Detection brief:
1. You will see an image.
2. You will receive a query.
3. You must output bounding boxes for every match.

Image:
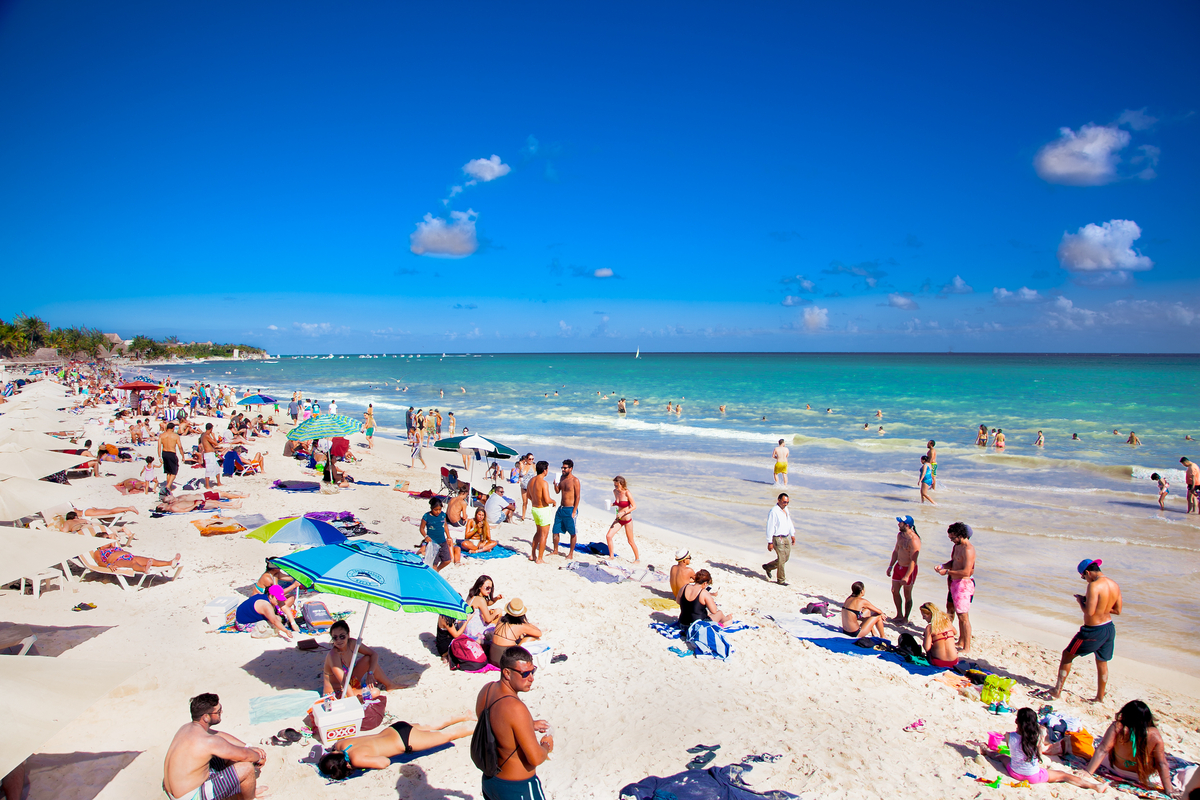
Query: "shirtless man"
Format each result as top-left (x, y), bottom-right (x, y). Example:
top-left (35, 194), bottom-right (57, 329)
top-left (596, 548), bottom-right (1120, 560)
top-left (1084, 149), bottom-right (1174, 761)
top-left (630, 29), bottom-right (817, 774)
top-left (163, 693), bottom-right (266, 800)
top-left (1181, 458), bottom-right (1200, 514)
top-left (474, 646), bottom-right (553, 800)
top-left (1050, 558), bottom-right (1122, 702)
top-left (527, 461), bottom-right (555, 564)
top-left (617, 398), bottom-right (626, 414)
top-left (156, 492), bottom-right (244, 512)
top-left (552, 459), bottom-right (580, 559)
top-left (158, 422), bottom-right (185, 493)
top-left (771, 439), bottom-right (789, 486)
top-left (669, 548), bottom-right (695, 599)
top-left (933, 521), bottom-right (976, 655)
top-left (1126, 431), bottom-right (1141, 446)
top-left (925, 440), bottom-right (938, 489)
top-left (447, 487), bottom-right (470, 531)
top-left (200, 423), bottom-right (222, 489)
top-left (322, 620), bottom-right (400, 698)
top-left (886, 515), bottom-right (921, 623)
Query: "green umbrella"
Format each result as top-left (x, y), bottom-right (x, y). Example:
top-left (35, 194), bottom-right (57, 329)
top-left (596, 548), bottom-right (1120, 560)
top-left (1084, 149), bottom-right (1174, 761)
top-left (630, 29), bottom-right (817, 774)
top-left (286, 413), bottom-right (362, 441)
top-left (432, 434), bottom-right (518, 459)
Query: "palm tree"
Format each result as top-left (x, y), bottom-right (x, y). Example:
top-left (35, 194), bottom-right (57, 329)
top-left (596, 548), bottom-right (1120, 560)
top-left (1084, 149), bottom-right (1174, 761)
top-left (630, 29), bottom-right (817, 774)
top-left (0, 319), bottom-right (26, 356)
top-left (13, 313), bottom-right (48, 350)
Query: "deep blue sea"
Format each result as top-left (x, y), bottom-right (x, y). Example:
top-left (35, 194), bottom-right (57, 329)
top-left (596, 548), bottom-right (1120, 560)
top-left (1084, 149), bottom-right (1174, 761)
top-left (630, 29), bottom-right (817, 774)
top-left (150, 352), bottom-right (1200, 672)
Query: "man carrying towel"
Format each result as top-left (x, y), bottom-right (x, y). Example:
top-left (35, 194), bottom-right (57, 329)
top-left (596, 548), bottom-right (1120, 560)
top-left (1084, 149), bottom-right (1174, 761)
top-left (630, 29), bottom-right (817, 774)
top-left (763, 493), bottom-right (795, 586)
top-left (1050, 558), bottom-right (1122, 702)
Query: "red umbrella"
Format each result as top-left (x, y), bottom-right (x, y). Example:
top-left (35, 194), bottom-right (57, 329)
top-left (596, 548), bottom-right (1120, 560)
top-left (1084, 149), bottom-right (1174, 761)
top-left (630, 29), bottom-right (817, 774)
top-left (115, 381), bottom-right (160, 391)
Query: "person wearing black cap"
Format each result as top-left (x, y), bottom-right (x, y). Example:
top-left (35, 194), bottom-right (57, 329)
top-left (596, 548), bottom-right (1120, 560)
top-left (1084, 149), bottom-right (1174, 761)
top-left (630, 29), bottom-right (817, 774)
top-left (1050, 558), bottom-right (1122, 702)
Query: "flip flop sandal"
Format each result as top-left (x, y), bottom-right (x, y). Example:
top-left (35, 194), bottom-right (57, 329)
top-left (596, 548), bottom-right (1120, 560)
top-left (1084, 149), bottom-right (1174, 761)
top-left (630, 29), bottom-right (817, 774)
top-left (686, 750), bottom-right (718, 770)
top-left (686, 744), bottom-right (720, 754)
top-left (550, 654), bottom-right (568, 664)
top-left (903, 719), bottom-right (925, 733)
top-left (72, 602), bottom-right (97, 612)
top-left (281, 728), bottom-right (302, 743)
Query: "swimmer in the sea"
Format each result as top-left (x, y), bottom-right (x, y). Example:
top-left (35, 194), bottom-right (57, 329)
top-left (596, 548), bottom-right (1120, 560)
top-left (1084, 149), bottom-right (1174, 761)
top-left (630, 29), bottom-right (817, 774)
top-left (994, 429), bottom-right (1006, 449)
top-left (878, 426), bottom-right (885, 435)
top-left (863, 423), bottom-right (869, 430)
top-left (1035, 431), bottom-right (1044, 447)
top-left (1126, 431), bottom-right (1141, 446)
top-left (876, 410), bottom-right (883, 418)
top-left (1072, 433), bottom-right (1080, 440)
top-left (719, 405), bottom-right (726, 413)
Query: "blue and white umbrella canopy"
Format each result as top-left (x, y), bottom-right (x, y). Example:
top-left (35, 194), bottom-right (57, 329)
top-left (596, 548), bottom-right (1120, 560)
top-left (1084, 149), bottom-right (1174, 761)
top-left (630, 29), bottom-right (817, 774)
top-left (246, 516), bottom-right (347, 547)
top-left (286, 413), bottom-right (362, 441)
top-left (237, 394), bottom-right (277, 406)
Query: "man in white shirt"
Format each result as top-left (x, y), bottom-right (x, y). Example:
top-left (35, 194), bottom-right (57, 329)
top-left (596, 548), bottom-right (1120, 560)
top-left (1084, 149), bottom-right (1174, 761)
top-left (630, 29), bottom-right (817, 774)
top-left (485, 485), bottom-right (516, 525)
top-left (762, 493), bottom-right (796, 586)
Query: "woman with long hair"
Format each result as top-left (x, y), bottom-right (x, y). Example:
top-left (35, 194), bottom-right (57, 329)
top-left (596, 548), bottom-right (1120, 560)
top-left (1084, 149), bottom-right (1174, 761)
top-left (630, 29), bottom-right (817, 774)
top-left (997, 707), bottom-right (1105, 790)
top-left (605, 475), bottom-right (640, 563)
top-left (1083, 700), bottom-right (1173, 792)
top-left (919, 602), bottom-right (958, 668)
top-left (318, 716), bottom-right (474, 778)
top-left (841, 582), bottom-right (888, 640)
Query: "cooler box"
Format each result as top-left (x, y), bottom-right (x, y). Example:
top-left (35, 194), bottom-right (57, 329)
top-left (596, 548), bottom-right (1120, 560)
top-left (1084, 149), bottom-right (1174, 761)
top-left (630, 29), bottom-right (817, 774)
top-left (312, 697), bottom-right (364, 745)
top-left (302, 601), bottom-right (334, 630)
top-left (203, 597), bottom-right (242, 627)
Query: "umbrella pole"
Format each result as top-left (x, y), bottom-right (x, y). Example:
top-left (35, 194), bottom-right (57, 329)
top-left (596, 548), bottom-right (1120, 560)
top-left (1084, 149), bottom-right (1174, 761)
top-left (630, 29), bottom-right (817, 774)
top-left (343, 603), bottom-right (370, 698)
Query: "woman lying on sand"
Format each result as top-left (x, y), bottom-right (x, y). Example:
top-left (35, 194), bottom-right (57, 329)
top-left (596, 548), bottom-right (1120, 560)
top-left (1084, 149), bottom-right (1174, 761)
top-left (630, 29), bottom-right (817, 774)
top-left (841, 582), bottom-right (888, 640)
top-left (318, 716), bottom-right (475, 778)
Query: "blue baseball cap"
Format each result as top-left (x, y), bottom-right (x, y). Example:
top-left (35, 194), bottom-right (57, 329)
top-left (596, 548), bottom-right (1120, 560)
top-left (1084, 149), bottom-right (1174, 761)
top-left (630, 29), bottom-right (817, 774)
top-left (1077, 558), bottom-right (1103, 575)
top-left (896, 515), bottom-right (916, 530)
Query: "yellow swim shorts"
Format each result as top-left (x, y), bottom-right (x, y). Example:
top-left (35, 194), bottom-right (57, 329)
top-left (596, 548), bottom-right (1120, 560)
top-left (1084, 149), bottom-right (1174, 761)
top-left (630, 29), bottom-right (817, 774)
top-left (531, 505), bottom-right (554, 527)
top-left (774, 462), bottom-right (788, 474)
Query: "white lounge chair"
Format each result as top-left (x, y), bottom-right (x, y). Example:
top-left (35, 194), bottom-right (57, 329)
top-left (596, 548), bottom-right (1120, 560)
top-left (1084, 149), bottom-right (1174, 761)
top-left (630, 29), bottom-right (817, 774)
top-left (0, 622), bottom-right (37, 655)
top-left (74, 550), bottom-right (182, 591)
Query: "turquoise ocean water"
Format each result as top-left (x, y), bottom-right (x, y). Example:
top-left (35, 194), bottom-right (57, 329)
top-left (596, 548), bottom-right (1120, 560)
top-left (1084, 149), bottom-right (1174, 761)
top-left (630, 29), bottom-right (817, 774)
top-left (154, 353), bottom-right (1200, 674)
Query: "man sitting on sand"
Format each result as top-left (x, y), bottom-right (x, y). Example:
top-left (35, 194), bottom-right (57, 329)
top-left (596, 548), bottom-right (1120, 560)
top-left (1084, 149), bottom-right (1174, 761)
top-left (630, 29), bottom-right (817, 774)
top-left (670, 548), bottom-right (695, 599)
top-left (163, 693), bottom-right (267, 800)
top-left (485, 485), bottom-right (515, 525)
top-left (318, 715), bottom-right (475, 778)
top-left (447, 487), bottom-right (470, 530)
top-left (323, 619), bottom-right (400, 697)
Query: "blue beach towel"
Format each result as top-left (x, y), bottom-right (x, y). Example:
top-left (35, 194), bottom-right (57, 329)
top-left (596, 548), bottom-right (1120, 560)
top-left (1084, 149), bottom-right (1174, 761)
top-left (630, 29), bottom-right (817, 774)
top-left (650, 620), bottom-right (757, 640)
top-left (352, 481), bottom-right (388, 487)
top-left (460, 544), bottom-right (520, 560)
top-left (249, 691), bottom-right (321, 726)
top-left (620, 763), bottom-right (799, 800)
top-left (761, 610), bottom-right (946, 676)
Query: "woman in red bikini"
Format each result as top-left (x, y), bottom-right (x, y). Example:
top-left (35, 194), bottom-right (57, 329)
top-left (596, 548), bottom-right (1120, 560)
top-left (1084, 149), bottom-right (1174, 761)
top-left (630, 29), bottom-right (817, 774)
top-left (919, 601), bottom-right (958, 668)
top-left (605, 475), bottom-right (639, 563)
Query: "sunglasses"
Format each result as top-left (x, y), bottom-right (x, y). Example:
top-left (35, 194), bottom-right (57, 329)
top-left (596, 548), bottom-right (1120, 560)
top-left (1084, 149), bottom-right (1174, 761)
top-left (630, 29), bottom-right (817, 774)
top-left (509, 667), bottom-right (537, 678)
top-left (331, 634), bottom-right (348, 641)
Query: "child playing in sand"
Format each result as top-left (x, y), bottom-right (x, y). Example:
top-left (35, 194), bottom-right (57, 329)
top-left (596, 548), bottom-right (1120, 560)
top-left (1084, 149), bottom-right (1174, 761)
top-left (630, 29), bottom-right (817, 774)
top-left (918, 455), bottom-right (937, 505)
top-left (1150, 473), bottom-right (1169, 511)
top-left (994, 707), bottom-right (1107, 791)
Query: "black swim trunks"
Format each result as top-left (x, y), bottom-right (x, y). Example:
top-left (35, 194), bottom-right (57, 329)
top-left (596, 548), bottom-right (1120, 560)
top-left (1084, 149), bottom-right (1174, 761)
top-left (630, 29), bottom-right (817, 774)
top-left (161, 452), bottom-right (179, 476)
top-left (390, 720), bottom-right (413, 753)
top-left (1066, 620), bottom-right (1116, 662)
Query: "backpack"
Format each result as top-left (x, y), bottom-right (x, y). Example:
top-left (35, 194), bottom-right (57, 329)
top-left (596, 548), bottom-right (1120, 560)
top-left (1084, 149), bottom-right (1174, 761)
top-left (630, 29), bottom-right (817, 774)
top-left (897, 632), bottom-right (924, 658)
top-left (470, 690), bottom-right (514, 778)
top-left (448, 637), bottom-right (488, 672)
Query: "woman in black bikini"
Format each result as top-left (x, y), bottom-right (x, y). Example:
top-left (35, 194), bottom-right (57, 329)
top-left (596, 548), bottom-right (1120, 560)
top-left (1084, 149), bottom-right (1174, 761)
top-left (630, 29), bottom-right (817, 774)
top-left (841, 581), bottom-right (888, 640)
top-left (488, 598), bottom-right (542, 666)
top-left (318, 715), bottom-right (474, 778)
top-left (678, 570), bottom-right (731, 629)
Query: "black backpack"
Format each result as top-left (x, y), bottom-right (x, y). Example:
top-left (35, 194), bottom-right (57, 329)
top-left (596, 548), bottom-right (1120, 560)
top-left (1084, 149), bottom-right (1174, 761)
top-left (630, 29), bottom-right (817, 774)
top-left (471, 691), bottom-right (514, 778)
top-left (897, 632), bottom-right (924, 658)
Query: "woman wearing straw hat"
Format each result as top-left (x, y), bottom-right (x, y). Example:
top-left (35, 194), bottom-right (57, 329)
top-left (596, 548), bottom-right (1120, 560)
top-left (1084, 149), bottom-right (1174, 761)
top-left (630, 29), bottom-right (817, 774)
top-left (488, 599), bottom-right (542, 666)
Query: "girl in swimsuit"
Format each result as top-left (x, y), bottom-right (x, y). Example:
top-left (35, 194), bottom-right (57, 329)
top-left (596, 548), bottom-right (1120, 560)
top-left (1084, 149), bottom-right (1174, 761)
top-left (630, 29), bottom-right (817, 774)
top-left (841, 581), bottom-right (888, 640)
top-left (1079, 701), bottom-right (1175, 793)
top-left (605, 475), bottom-right (640, 562)
top-left (319, 715), bottom-right (475, 778)
top-left (461, 508), bottom-right (498, 554)
top-left (94, 544), bottom-right (180, 573)
top-left (920, 602), bottom-right (959, 668)
top-left (488, 599), bottom-right (542, 666)
top-left (997, 707), bottom-right (1106, 790)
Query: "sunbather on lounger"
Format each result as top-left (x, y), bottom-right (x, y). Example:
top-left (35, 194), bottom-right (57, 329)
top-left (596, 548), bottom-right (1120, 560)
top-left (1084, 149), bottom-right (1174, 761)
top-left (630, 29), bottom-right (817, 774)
top-left (94, 543), bottom-right (180, 573)
top-left (156, 495), bottom-right (243, 512)
top-left (318, 715), bottom-right (474, 778)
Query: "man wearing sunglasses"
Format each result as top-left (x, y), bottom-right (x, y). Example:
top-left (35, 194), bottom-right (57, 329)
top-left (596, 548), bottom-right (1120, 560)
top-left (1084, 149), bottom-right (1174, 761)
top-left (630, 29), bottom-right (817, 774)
top-left (475, 646), bottom-right (553, 799)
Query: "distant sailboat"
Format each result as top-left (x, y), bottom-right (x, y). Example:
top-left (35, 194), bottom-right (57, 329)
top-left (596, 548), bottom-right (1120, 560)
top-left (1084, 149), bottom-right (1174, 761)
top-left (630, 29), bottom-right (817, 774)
top-left (634, 347), bottom-right (640, 359)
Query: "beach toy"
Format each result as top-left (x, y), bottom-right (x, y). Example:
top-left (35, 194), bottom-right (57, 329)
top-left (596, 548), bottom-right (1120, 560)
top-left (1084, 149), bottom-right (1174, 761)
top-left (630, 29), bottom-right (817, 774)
top-left (980, 675), bottom-right (1015, 704)
top-left (987, 732), bottom-right (1004, 750)
top-left (976, 776), bottom-right (1002, 788)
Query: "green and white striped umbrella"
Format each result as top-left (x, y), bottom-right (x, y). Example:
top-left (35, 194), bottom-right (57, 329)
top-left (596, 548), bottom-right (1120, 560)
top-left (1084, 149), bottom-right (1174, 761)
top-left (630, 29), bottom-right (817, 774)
top-left (285, 413), bottom-right (362, 441)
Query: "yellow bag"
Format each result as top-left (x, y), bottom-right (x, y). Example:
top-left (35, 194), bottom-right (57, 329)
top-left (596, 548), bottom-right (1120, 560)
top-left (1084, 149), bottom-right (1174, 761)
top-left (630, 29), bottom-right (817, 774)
top-left (1066, 728), bottom-right (1094, 759)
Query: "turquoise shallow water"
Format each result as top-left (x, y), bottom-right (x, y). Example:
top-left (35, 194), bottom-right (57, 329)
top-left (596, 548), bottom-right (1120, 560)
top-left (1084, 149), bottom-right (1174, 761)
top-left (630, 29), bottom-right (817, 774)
top-left (154, 352), bottom-right (1200, 673)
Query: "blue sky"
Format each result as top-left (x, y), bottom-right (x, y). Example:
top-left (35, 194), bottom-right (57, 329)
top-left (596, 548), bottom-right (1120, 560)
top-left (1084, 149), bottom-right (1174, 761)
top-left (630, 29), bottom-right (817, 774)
top-left (1, 1), bottom-right (1197, 353)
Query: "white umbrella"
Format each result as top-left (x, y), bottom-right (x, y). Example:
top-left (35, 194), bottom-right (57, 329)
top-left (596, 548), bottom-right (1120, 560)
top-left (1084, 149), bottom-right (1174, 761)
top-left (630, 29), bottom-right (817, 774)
top-left (0, 410), bottom-right (76, 432)
top-left (0, 656), bottom-right (145, 779)
top-left (0, 444), bottom-right (89, 480)
top-left (0, 526), bottom-right (108, 587)
top-left (0, 475), bottom-right (79, 521)
top-left (0, 430), bottom-right (74, 451)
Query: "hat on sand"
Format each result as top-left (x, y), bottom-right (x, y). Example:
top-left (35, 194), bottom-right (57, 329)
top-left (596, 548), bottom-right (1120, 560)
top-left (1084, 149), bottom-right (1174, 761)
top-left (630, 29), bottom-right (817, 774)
top-left (896, 515), bottom-right (916, 530)
top-left (1077, 558), bottom-right (1103, 575)
top-left (674, 548), bottom-right (691, 562)
top-left (506, 598), bottom-right (526, 616)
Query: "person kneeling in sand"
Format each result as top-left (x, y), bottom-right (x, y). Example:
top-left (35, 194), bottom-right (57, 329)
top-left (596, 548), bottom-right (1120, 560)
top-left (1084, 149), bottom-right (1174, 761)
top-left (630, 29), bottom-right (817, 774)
top-left (678, 570), bottom-right (731, 629)
top-left (163, 693), bottom-right (267, 800)
top-left (323, 620), bottom-right (400, 698)
top-left (318, 716), bottom-right (475, 778)
top-left (841, 582), bottom-right (888, 640)
top-left (919, 602), bottom-right (959, 669)
top-left (489, 599), bottom-right (542, 666)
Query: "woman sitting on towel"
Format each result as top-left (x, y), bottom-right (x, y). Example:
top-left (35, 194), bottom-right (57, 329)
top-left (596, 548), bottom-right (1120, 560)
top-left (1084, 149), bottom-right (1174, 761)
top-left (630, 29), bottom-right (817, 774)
top-left (318, 715), bottom-right (475, 778)
top-left (488, 598), bottom-right (542, 665)
top-left (677, 569), bottom-right (731, 630)
top-left (463, 574), bottom-right (503, 644)
top-left (460, 508), bottom-right (498, 555)
top-left (920, 602), bottom-right (959, 669)
top-left (841, 581), bottom-right (888, 640)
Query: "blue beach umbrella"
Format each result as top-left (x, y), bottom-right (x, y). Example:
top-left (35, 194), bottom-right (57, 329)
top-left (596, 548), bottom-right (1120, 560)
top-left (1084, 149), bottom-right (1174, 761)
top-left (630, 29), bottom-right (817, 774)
top-left (286, 413), bottom-right (362, 441)
top-left (245, 516), bottom-right (347, 546)
top-left (270, 541), bottom-right (469, 695)
top-left (237, 394), bottom-right (276, 406)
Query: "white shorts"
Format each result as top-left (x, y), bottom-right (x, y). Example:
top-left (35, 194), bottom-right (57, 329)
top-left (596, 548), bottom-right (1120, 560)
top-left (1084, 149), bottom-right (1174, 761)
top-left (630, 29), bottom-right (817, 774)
top-left (204, 452), bottom-right (219, 478)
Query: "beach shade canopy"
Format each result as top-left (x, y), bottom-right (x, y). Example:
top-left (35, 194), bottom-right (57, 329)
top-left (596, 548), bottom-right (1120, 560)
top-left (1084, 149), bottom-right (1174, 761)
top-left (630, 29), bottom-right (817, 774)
top-left (0, 444), bottom-right (88, 480)
top-left (0, 526), bottom-right (109, 588)
top-left (432, 434), bottom-right (518, 460)
top-left (246, 516), bottom-right (347, 547)
top-left (237, 394), bottom-right (276, 406)
top-left (286, 413), bottom-right (362, 441)
top-left (115, 381), bottom-right (160, 391)
top-left (0, 474), bottom-right (78, 521)
top-left (271, 540), bottom-right (468, 697)
top-left (0, 655), bottom-right (144, 780)
top-left (0, 430), bottom-right (73, 451)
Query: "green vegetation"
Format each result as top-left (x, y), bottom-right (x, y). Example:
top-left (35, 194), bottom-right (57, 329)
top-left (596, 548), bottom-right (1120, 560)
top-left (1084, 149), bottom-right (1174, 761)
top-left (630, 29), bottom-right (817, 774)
top-left (0, 313), bottom-right (265, 360)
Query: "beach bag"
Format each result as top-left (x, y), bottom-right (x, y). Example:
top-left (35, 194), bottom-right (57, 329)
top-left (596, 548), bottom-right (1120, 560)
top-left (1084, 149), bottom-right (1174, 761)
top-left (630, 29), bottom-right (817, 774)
top-left (471, 693), bottom-right (514, 777)
top-left (1066, 728), bottom-right (1095, 759)
top-left (897, 633), bottom-right (924, 658)
top-left (448, 637), bottom-right (488, 672)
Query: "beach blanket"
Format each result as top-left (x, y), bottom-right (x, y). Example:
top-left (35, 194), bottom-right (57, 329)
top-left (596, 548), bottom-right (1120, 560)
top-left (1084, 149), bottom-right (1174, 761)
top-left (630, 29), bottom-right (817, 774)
top-left (233, 514), bottom-right (271, 529)
top-left (573, 542), bottom-right (611, 556)
top-left (249, 691), bottom-right (322, 726)
top-left (304, 511), bottom-right (356, 523)
top-left (461, 544), bottom-right (520, 560)
top-left (191, 516), bottom-right (247, 537)
top-left (352, 481), bottom-right (388, 487)
top-left (620, 763), bottom-right (799, 800)
top-left (650, 620), bottom-right (758, 640)
top-left (273, 479), bottom-right (320, 492)
top-left (298, 742), bottom-right (455, 784)
top-left (640, 597), bottom-right (678, 611)
top-left (564, 561), bottom-right (624, 584)
top-left (1059, 751), bottom-right (1196, 799)
top-left (760, 611), bottom-right (945, 676)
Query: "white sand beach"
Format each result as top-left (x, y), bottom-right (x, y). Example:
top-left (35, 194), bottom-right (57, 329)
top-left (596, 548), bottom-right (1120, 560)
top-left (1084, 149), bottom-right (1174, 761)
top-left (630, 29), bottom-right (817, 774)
top-left (3, 385), bottom-right (1199, 800)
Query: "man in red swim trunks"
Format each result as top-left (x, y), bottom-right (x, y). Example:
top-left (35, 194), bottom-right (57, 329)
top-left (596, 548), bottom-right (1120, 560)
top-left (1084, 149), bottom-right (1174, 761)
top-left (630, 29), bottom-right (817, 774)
top-left (886, 515), bottom-right (921, 623)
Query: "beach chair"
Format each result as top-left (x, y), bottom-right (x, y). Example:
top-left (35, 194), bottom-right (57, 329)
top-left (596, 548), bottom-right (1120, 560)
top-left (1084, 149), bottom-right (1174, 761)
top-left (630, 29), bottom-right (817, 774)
top-left (41, 506), bottom-right (134, 547)
top-left (74, 550), bottom-right (183, 591)
top-left (0, 622), bottom-right (37, 655)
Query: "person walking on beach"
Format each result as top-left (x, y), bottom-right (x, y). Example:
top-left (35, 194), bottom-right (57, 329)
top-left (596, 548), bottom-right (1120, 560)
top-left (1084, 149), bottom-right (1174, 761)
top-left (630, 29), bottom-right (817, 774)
top-left (474, 646), bottom-right (553, 800)
top-left (288, 397), bottom-right (300, 424)
top-left (918, 455), bottom-right (937, 505)
top-left (772, 439), bottom-right (789, 486)
top-left (605, 475), bottom-right (640, 562)
top-left (362, 404), bottom-right (376, 450)
top-left (409, 428), bottom-right (426, 469)
top-left (405, 406), bottom-right (415, 438)
top-left (527, 461), bottom-right (555, 564)
top-left (447, 411), bottom-right (456, 436)
top-left (158, 422), bottom-right (185, 493)
top-left (762, 492), bottom-right (795, 586)
top-left (886, 515), bottom-right (921, 623)
top-left (926, 440), bottom-right (938, 489)
top-left (163, 693), bottom-right (267, 800)
top-left (552, 459), bottom-right (580, 559)
top-left (1181, 458), bottom-right (1200, 514)
top-left (1049, 559), bottom-right (1121, 703)
top-left (934, 522), bottom-right (975, 655)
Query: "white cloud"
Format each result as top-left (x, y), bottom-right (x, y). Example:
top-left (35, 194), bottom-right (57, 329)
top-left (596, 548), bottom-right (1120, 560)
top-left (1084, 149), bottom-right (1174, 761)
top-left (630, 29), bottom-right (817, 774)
top-left (802, 306), bottom-right (829, 331)
top-left (781, 295), bottom-right (810, 307)
top-left (463, 155), bottom-right (511, 183)
top-left (938, 275), bottom-right (973, 296)
top-left (1057, 219), bottom-right (1152, 274)
top-left (292, 322), bottom-right (348, 336)
top-left (781, 274), bottom-right (817, 292)
top-left (1034, 124), bottom-right (1131, 186)
top-left (1045, 296), bottom-right (1100, 330)
top-left (993, 286), bottom-right (1043, 304)
top-left (557, 320), bottom-right (573, 337)
top-left (267, 324), bottom-right (278, 331)
top-left (886, 293), bottom-right (919, 310)
top-left (593, 268), bottom-right (613, 278)
top-left (409, 209), bottom-right (479, 257)
top-left (1116, 107), bottom-right (1157, 131)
